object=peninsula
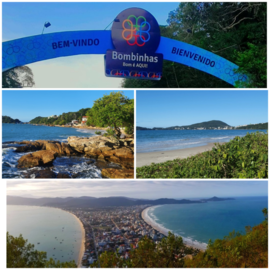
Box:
[2,115,22,124]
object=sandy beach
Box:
[69,212,85,268]
[141,206,207,251]
[137,143,220,167]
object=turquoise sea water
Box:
[147,196,267,247]
[2,124,104,178]
[7,205,83,264]
[137,129,267,153]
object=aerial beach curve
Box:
[67,211,85,268]
[141,206,207,251]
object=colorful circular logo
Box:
[111,8,161,53]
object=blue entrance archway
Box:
[2,30,246,86]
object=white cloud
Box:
[6,180,268,199]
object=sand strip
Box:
[69,212,85,268]
[137,143,222,167]
[141,206,207,251]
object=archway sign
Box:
[2,7,247,86]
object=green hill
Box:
[30,108,90,125]
[176,120,230,129]
[140,120,230,130]
[2,116,21,124]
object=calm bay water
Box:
[137,129,267,153]
[147,196,267,247]
[2,124,103,178]
[2,123,98,142]
[7,205,83,264]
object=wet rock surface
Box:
[12,136,134,178]
[17,150,57,168]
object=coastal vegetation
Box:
[6,232,76,268]
[30,108,90,125]
[93,232,197,268]
[137,132,268,178]
[236,122,268,130]
[92,209,268,268]
[122,2,266,88]
[86,92,134,137]
[2,116,22,124]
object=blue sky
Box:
[2,90,134,122]
[137,91,268,127]
[6,181,268,198]
[3,2,178,40]
[2,2,179,87]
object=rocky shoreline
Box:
[7,135,134,179]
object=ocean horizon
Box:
[7,205,83,264]
[143,196,267,249]
[137,129,267,153]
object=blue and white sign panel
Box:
[105,50,163,79]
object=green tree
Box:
[7,232,77,268]
[122,2,266,88]
[86,92,134,138]
[93,232,187,268]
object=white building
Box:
[48,115,58,119]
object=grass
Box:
[136,132,268,179]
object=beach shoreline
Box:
[68,212,85,268]
[141,206,207,251]
[137,142,223,167]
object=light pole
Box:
[42,22,51,34]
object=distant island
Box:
[2,116,22,124]
[137,120,268,130]
[7,195,234,208]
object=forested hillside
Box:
[2,116,22,124]
[236,123,268,130]
[30,108,90,125]
[122,3,266,88]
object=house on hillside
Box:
[71,120,79,125]
[81,116,88,126]
[48,115,58,119]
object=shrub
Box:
[137,132,268,179]
[95,131,102,135]
[106,128,116,136]
[125,125,134,135]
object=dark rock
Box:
[35,170,57,178]
[57,173,72,178]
